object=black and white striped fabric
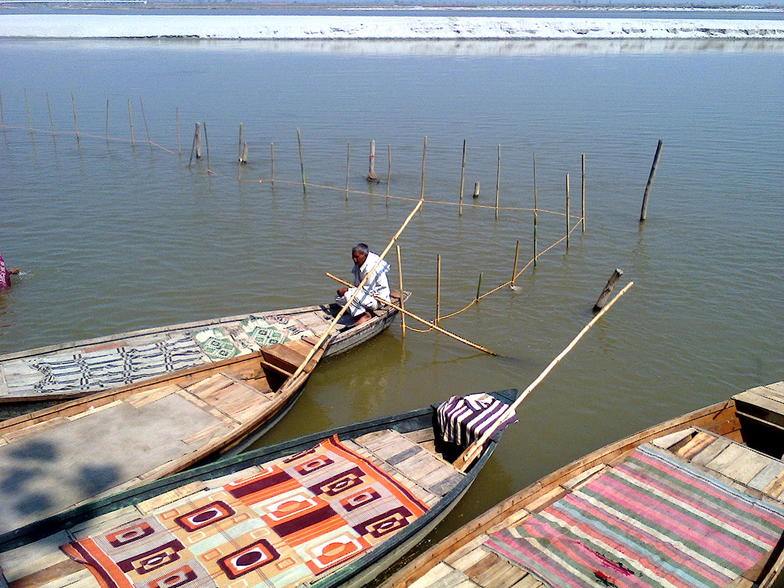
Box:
[436,392,518,447]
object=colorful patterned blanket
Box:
[62,435,428,588]
[486,444,784,588]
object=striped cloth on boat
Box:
[28,336,205,395]
[62,435,429,588]
[486,444,784,588]
[435,392,518,447]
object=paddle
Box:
[289,199,424,380]
[325,272,497,356]
[453,281,635,472]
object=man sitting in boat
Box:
[335,243,391,326]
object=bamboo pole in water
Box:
[296,127,307,196]
[344,142,351,200]
[139,97,152,151]
[565,173,571,250]
[176,107,181,157]
[533,153,538,267]
[270,142,276,187]
[455,282,635,472]
[105,99,109,141]
[23,89,32,131]
[326,272,498,357]
[45,93,56,147]
[203,121,212,173]
[70,92,80,145]
[385,144,392,204]
[511,240,520,288]
[640,139,664,222]
[127,99,135,146]
[290,200,424,380]
[475,272,483,303]
[435,254,442,326]
[419,136,428,202]
[581,152,587,232]
[396,245,407,338]
[458,139,467,216]
[495,144,501,220]
[367,139,379,183]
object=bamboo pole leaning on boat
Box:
[326,272,497,357]
[454,281,634,472]
[290,199,424,380]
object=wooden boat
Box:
[0,292,408,404]
[385,381,784,588]
[0,336,329,536]
[0,388,520,588]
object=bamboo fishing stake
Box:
[203,121,212,173]
[495,144,501,220]
[396,245,406,338]
[367,139,379,183]
[344,142,351,200]
[176,107,181,156]
[533,153,539,267]
[139,97,152,151]
[565,173,571,250]
[435,254,442,326]
[455,281,635,472]
[105,99,109,141]
[70,92,80,145]
[187,123,200,168]
[419,136,428,202]
[511,240,520,288]
[127,99,135,145]
[458,139,467,216]
[289,200,424,380]
[385,144,392,205]
[326,272,497,356]
[270,142,276,187]
[640,139,664,222]
[581,152,587,232]
[296,127,307,196]
[23,89,32,131]
[45,93,56,147]
[475,272,483,303]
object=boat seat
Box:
[733,382,784,458]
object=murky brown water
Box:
[1,38,783,565]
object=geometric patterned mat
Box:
[62,435,428,587]
[486,444,784,588]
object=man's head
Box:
[351,243,369,266]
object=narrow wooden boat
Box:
[0,292,408,404]
[385,381,784,588]
[0,388,520,588]
[0,337,325,536]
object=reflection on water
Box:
[1,39,782,549]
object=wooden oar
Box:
[290,199,424,380]
[326,272,497,356]
[453,281,635,472]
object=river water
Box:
[1,36,783,562]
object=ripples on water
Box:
[1,38,782,546]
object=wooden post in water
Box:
[475,272,483,303]
[296,127,307,196]
[396,245,406,338]
[188,123,200,168]
[511,239,520,288]
[270,143,276,187]
[581,152,587,232]
[203,121,212,173]
[238,123,249,164]
[594,268,624,311]
[419,136,428,202]
[495,144,501,220]
[472,181,480,199]
[640,138,664,222]
[45,93,56,147]
[533,153,538,267]
[139,97,152,151]
[385,144,392,205]
[458,139,467,216]
[565,173,571,250]
[127,99,135,145]
[70,92,81,145]
[367,139,379,183]
[344,142,351,200]
[105,98,109,141]
[435,254,442,326]
[176,107,181,156]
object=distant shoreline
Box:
[1,13,784,38]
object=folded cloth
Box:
[436,392,518,447]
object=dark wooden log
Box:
[594,268,624,311]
